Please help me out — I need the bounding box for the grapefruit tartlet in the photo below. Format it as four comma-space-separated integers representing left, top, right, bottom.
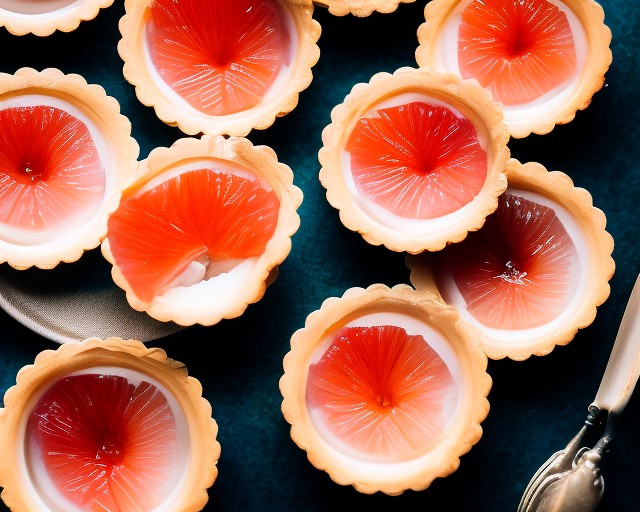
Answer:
407, 159, 615, 360
0, 0, 113, 36
101, 135, 303, 326
280, 283, 491, 495
319, 66, 510, 253
0, 67, 139, 270
415, 0, 612, 138
118, 0, 321, 136
0, 337, 220, 512
314, 0, 415, 17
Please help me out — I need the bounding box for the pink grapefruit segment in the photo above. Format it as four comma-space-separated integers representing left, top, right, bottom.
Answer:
0, 105, 104, 232
307, 325, 456, 461
145, 0, 292, 116
28, 374, 179, 511
346, 101, 487, 219
107, 168, 280, 303
458, 0, 577, 105
436, 193, 579, 330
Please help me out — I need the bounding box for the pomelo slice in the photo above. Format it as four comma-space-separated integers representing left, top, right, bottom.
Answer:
0, 105, 104, 234
27, 373, 178, 511
107, 168, 280, 303
306, 324, 456, 461
458, 0, 577, 105
345, 101, 487, 219
145, 0, 292, 117
436, 192, 579, 330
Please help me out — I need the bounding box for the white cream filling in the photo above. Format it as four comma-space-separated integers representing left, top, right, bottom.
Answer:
341, 92, 491, 233
155, 256, 260, 311
307, 312, 464, 469
0, 0, 82, 16
19, 366, 191, 512
431, 0, 588, 132
141, 0, 299, 121
437, 188, 589, 345
0, 95, 113, 247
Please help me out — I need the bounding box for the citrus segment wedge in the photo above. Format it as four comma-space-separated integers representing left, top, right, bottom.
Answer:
107, 168, 280, 303
145, 0, 292, 116
346, 101, 487, 219
0, 105, 104, 233
458, 0, 577, 105
27, 373, 178, 511
436, 192, 579, 330
307, 324, 456, 461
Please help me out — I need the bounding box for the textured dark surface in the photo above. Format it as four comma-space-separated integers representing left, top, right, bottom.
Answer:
0, 0, 638, 510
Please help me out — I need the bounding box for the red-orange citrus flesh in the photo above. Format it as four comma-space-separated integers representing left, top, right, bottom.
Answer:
307, 325, 456, 461
27, 374, 179, 511
145, 0, 292, 116
107, 168, 280, 303
435, 193, 579, 330
346, 101, 487, 219
458, 0, 577, 105
0, 105, 104, 233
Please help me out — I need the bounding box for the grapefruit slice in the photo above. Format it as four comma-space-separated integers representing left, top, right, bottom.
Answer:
145, 0, 292, 117
306, 324, 456, 461
345, 101, 487, 219
0, 105, 104, 234
107, 168, 280, 303
436, 192, 580, 330
457, 0, 577, 105
27, 373, 178, 511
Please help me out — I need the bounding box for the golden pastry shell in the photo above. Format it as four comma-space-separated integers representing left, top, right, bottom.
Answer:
0, 67, 139, 270
319, 66, 510, 253
279, 283, 491, 495
415, 0, 613, 138
407, 158, 615, 360
0, 0, 113, 36
314, 0, 415, 17
117, 0, 321, 137
101, 134, 304, 327
0, 337, 220, 512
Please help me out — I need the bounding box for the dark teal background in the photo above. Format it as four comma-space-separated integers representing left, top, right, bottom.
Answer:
1, 0, 639, 510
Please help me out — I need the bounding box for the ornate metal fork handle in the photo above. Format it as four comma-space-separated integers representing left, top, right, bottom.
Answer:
517, 273, 640, 512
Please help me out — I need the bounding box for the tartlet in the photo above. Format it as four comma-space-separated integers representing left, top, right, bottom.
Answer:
314, 0, 415, 17
280, 283, 491, 495
319, 66, 509, 253
0, 337, 220, 512
0, 67, 139, 270
101, 134, 303, 327
407, 159, 615, 360
118, 0, 321, 136
415, 0, 612, 138
0, 0, 113, 36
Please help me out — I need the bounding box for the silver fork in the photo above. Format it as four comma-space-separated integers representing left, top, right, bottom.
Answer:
517, 272, 640, 512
